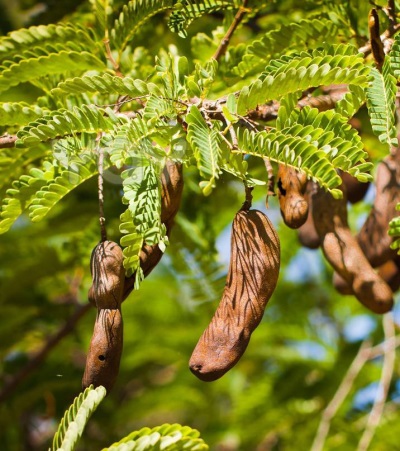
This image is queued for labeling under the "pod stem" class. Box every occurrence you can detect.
[96,133,107,242]
[241,183,253,211]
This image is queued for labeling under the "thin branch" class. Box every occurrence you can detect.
[103,38,123,77]
[0,134,18,148]
[264,158,275,206]
[96,132,107,242]
[311,340,372,451]
[212,0,249,61]
[0,302,91,404]
[357,313,396,451]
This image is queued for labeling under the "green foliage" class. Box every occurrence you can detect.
[1,1,400,450]
[186,105,224,195]
[366,58,398,149]
[111,0,174,55]
[389,203,400,253]
[104,424,208,450]
[52,385,107,451]
[236,44,370,115]
[169,0,238,38]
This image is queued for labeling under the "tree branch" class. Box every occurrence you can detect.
[311,340,372,451]
[357,313,396,451]
[0,134,18,148]
[212,0,249,61]
[0,302,91,404]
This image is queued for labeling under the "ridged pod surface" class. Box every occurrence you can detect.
[312,185,393,314]
[277,165,308,229]
[83,240,124,392]
[189,209,280,381]
[357,151,400,267]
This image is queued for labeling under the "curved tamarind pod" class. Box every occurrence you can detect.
[122,161,184,300]
[297,181,320,249]
[357,152,400,267]
[189,209,280,381]
[312,185,393,313]
[88,241,125,309]
[82,308,123,392]
[339,171,370,204]
[277,165,308,229]
[333,256,400,295]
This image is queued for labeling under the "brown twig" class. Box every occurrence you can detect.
[212,0,250,61]
[264,158,275,206]
[103,38,123,77]
[357,313,396,451]
[0,134,18,148]
[311,340,372,451]
[96,132,107,242]
[0,303,91,404]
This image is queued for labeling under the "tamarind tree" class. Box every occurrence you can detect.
[1,0,400,450]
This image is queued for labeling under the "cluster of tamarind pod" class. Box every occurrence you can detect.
[279,146,400,314]
[82,145,399,390]
[82,162,184,392]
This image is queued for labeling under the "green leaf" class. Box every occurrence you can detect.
[236,17,345,78]
[236,127,344,196]
[16,105,125,147]
[389,203,400,253]
[168,0,238,38]
[52,385,106,451]
[103,423,209,450]
[29,155,99,222]
[186,105,223,195]
[52,73,150,98]
[237,44,370,114]
[334,84,365,118]
[0,102,50,126]
[0,51,105,94]
[111,0,174,55]
[365,58,398,149]
[0,23,97,62]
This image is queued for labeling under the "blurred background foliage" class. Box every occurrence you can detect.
[1,1,400,450]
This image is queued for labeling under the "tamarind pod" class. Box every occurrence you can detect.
[122,161,184,300]
[333,256,400,295]
[297,181,320,249]
[88,241,125,310]
[189,209,280,382]
[339,171,370,204]
[277,165,308,229]
[82,308,123,392]
[357,153,400,267]
[312,185,393,314]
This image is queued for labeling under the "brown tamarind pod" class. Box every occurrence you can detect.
[88,241,125,309]
[297,181,320,249]
[277,165,308,229]
[82,308,123,392]
[189,208,280,382]
[339,171,370,204]
[122,161,184,300]
[312,184,393,313]
[357,151,400,267]
[83,240,124,392]
[333,256,400,295]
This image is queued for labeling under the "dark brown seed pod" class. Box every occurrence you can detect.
[312,185,393,314]
[297,181,320,249]
[339,171,370,204]
[189,209,280,382]
[357,151,400,267]
[333,256,400,295]
[122,161,184,300]
[277,165,308,229]
[82,309,123,392]
[89,241,125,309]
[83,240,124,392]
